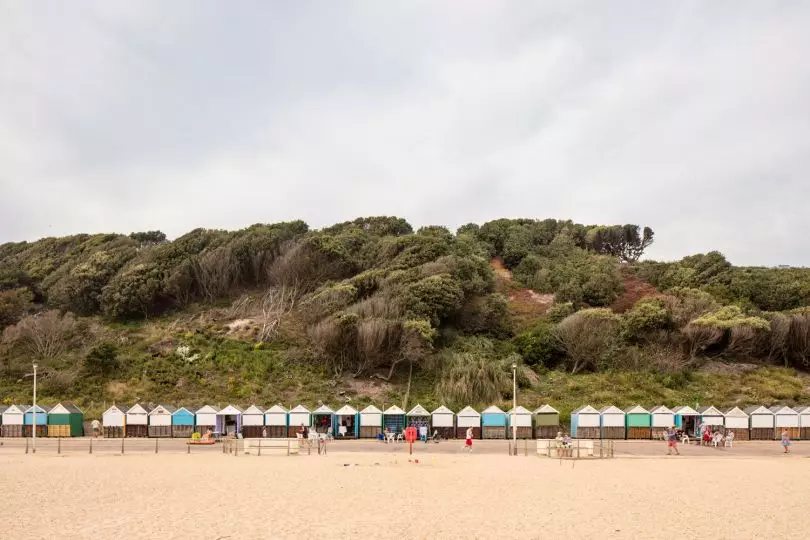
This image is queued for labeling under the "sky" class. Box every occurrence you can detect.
[1,1,809,266]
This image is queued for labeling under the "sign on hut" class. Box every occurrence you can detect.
[171,407,195,438]
[797,406,810,440]
[148,405,176,437]
[194,405,217,436]
[288,405,311,437]
[507,406,533,439]
[431,406,455,439]
[533,405,560,439]
[24,405,48,438]
[624,405,651,439]
[264,405,288,438]
[455,406,481,439]
[406,404,431,441]
[570,405,600,439]
[217,405,243,436]
[697,406,724,428]
[746,405,775,440]
[102,405,127,438]
[770,405,800,440]
[359,405,382,438]
[125,404,152,437]
[334,405,359,438]
[312,405,335,435]
[599,406,626,439]
[47,403,84,437]
[241,405,266,438]
[673,405,699,436]
[383,406,406,435]
[649,406,675,439]
[1,405,24,437]
[722,407,750,440]
[481,406,507,439]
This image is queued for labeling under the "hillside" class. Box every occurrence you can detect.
[2,217,810,419]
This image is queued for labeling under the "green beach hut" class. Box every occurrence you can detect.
[624,405,651,439]
[47,403,84,437]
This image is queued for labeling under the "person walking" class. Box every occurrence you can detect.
[464,427,473,453]
[91,418,100,438]
[666,426,680,456]
[781,429,792,454]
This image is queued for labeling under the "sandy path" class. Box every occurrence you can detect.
[2,450,808,540]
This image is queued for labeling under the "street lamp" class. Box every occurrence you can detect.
[512,363,517,455]
[32,363,38,454]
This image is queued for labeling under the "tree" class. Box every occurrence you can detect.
[554,308,622,373]
[405,275,465,326]
[586,225,654,262]
[129,230,167,246]
[84,342,119,376]
[0,287,33,329]
[2,310,77,360]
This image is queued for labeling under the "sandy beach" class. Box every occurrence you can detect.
[2,441,808,540]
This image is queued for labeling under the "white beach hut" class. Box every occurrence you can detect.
[312,405,335,435]
[359,405,382,439]
[241,405,266,438]
[570,405,600,439]
[745,405,775,440]
[1,404,25,437]
[697,406,725,428]
[288,405,311,437]
[101,404,126,438]
[334,405,358,438]
[649,406,675,439]
[797,406,810,440]
[599,405,626,439]
[507,406,533,439]
[673,405,700,436]
[195,405,217,435]
[723,407,750,440]
[216,405,243,436]
[431,406,455,439]
[455,406,481,439]
[264,405,288,438]
[770,405,800,440]
[147,405,176,437]
[125,403,152,437]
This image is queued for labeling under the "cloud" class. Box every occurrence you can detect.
[1,0,809,266]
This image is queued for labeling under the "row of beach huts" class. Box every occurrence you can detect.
[2,402,809,440]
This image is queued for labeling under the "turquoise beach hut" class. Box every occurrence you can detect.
[481,406,507,439]
[23,405,48,437]
[673,405,699,436]
[171,407,195,438]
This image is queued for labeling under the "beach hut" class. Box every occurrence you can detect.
[0,405,5,437]
[455,406,481,439]
[287,405,311,437]
[102,405,126,438]
[359,405,383,438]
[770,405,800,440]
[241,405,265,438]
[148,405,176,437]
[673,405,699,436]
[697,406,724,429]
[171,407,195,438]
[431,406,455,439]
[570,405,600,439]
[312,405,335,435]
[23,405,48,438]
[406,404,431,439]
[507,406,533,439]
[600,406,626,439]
[481,406,507,439]
[383,406,406,435]
[1,405,25,437]
[334,405,359,438]
[125,404,151,437]
[624,405,651,439]
[533,405,560,439]
[797,406,810,440]
[264,405,288,438]
[194,405,217,436]
[47,402,84,437]
[216,405,242,436]
[649,406,675,439]
[745,405,775,440]
[722,407,750,440]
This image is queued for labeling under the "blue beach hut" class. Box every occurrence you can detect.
[23,405,48,437]
[334,405,359,438]
[481,406,507,439]
[171,407,195,438]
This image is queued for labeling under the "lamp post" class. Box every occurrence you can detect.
[512,363,517,455]
[32,363,38,454]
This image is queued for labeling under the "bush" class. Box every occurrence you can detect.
[546,302,575,323]
[514,323,561,368]
[554,308,622,373]
[84,343,120,376]
[623,298,670,341]
[405,275,464,326]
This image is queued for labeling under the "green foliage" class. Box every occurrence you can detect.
[691,305,770,330]
[84,343,119,376]
[546,302,575,323]
[514,323,561,368]
[455,293,512,338]
[129,231,167,245]
[623,298,670,340]
[405,275,464,326]
[585,224,654,262]
[0,288,34,329]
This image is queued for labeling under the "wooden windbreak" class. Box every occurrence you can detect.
[241,425,264,438]
[434,426,455,439]
[775,427,801,440]
[359,426,381,438]
[749,428,772,440]
[456,426,481,439]
[148,426,172,438]
[482,426,506,439]
[601,427,626,440]
[193,425,215,436]
[103,426,125,438]
[626,427,651,439]
[172,426,193,438]
[1,425,23,437]
[535,425,561,439]
[724,427,749,441]
[126,424,148,438]
[265,426,286,438]
[574,427,600,439]
[23,425,48,437]
[512,427,533,439]
[48,425,71,437]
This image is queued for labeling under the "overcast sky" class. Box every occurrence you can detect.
[2,1,809,266]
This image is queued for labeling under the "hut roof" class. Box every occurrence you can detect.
[6,405,27,414]
[481,405,506,415]
[507,406,532,415]
[456,406,480,417]
[195,405,218,414]
[624,405,650,414]
[407,404,430,416]
[572,405,599,415]
[672,405,698,416]
[335,405,358,415]
[359,405,382,414]
[149,405,177,415]
[0,405,7,414]
[289,405,311,414]
[243,405,265,415]
[697,406,724,416]
[25,405,47,414]
[599,405,625,415]
[313,405,335,414]
[745,405,773,415]
[217,405,243,415]
[649,405,674,414]
[265,404,288,414]
[723,406,749,418]
[769,405,797,415]
[795,405,810,414]
[383,406,406,415]
[533,404,559,414]
[127,403,153,415]
[172,407,194,416]
[431,406,454,415]
[103,404,128,415]
[49,402,83,414]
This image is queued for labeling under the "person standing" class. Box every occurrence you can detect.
[666,426,680,456]
[464,427,473,453]
[781,429,792,454]
[91,418,100,438]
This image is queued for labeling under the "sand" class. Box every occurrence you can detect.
[2,441,809,540]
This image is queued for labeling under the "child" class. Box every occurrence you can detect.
[781,429,792,454]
